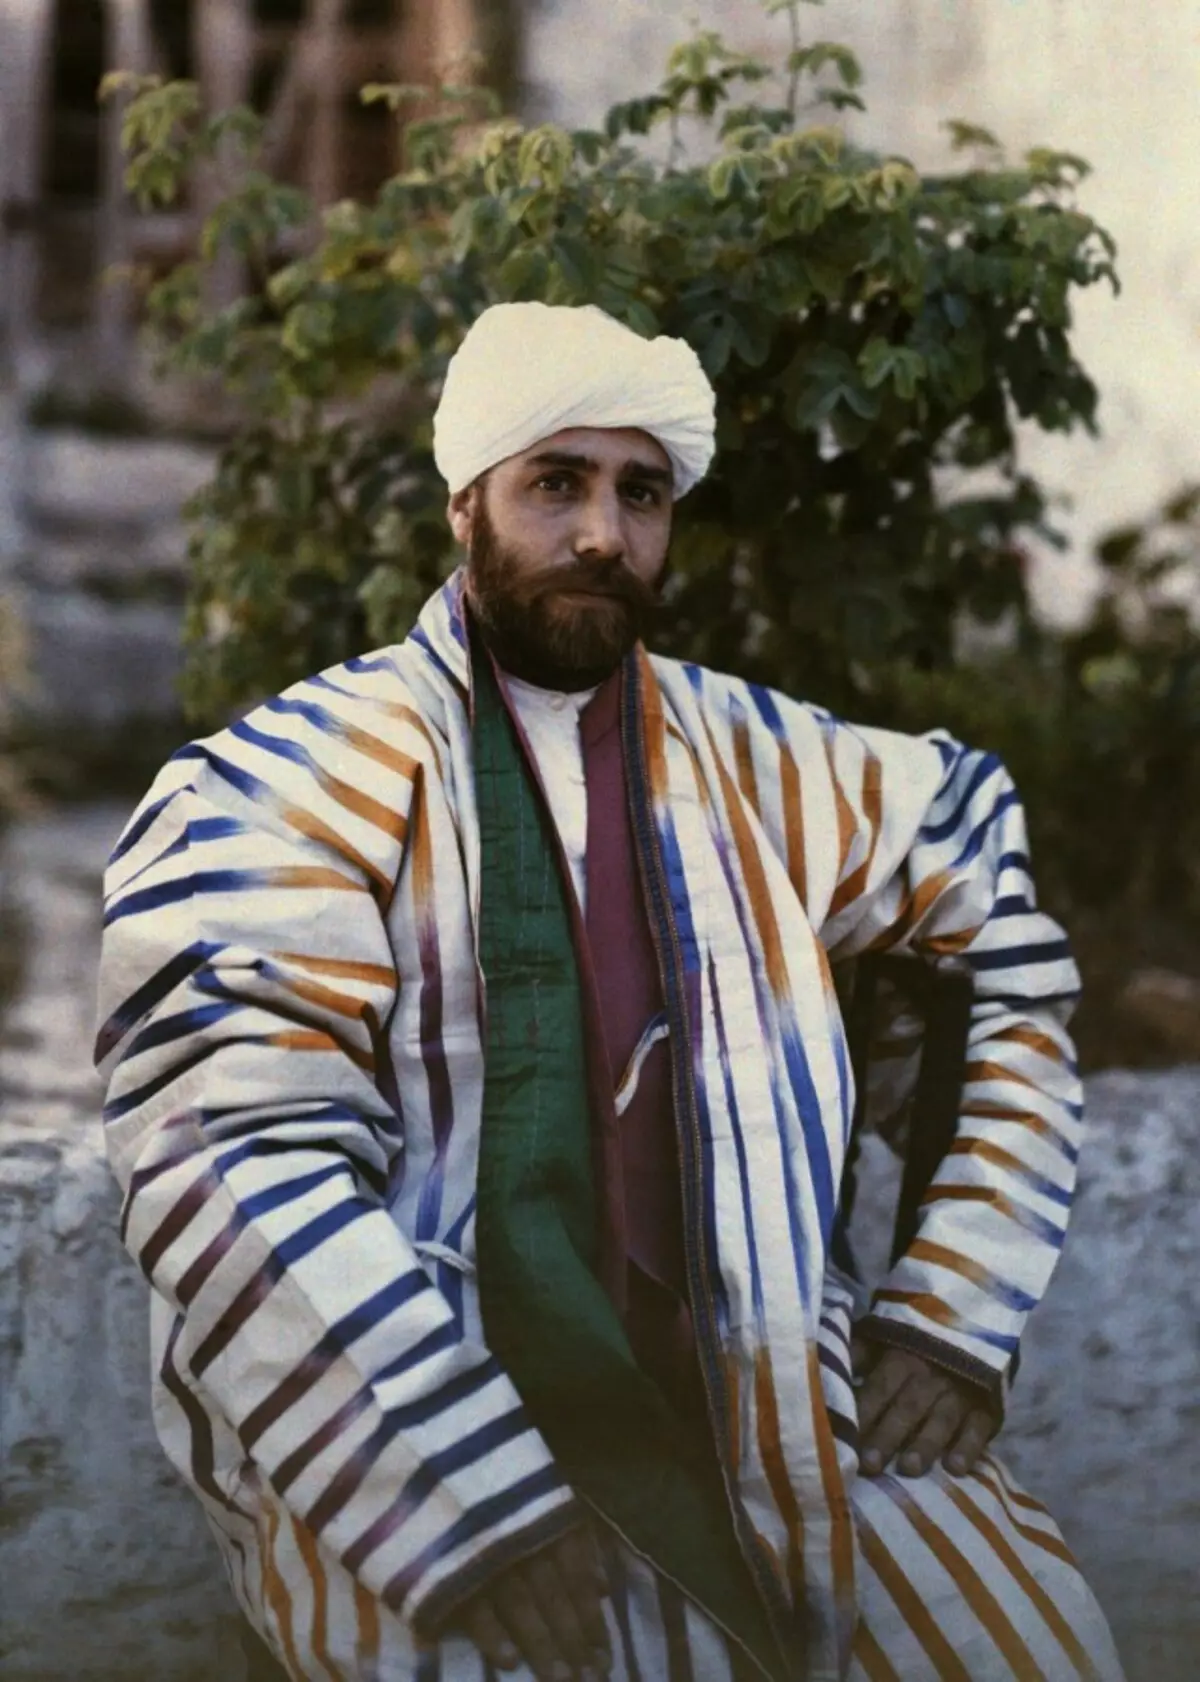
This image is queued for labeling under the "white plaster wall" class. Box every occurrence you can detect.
[522,0,1200,626]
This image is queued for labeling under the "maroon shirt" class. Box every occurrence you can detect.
[580,670,707,1423]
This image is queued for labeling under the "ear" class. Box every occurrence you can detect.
[447,486,475,548]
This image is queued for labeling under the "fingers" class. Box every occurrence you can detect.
[895,1387,967,1477]
[488,1567,568,1682]
[498,1574,568,1682]
[854,1345,999,1479]
[858,1349,963,1477]
[559,1523,609,1600]
[524,1549,599,1678]
[856,1349,918,1441]
[468,1529,611,1682]
[459,1598,522,1672]
[859,1376,929,1475]
[945,1406,997,1477]
[558,1528,613,1670]
[850,1331,879,1379]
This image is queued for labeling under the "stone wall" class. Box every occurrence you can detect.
[0,392,245,1680]
[0,806,246,1682]
[0,400,213,787]
[1,801,1197,1681]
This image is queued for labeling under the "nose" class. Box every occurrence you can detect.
[572,487,625,561]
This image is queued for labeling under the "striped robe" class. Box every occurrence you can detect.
[95,571,1125,1682]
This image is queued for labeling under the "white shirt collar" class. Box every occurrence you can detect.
[502,672,600,716]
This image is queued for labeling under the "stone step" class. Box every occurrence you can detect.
[0,406,212,777]
[18,428,215,537]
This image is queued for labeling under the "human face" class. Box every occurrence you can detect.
[448,426,674,691]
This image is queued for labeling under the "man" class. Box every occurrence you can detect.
[96,302,1125,1682]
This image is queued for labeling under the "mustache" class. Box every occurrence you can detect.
[524,559,661,610]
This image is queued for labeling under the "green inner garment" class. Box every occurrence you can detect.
[470,627,788,1680]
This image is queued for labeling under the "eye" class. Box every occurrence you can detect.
[622,481,663,507]
[535,472,576,495]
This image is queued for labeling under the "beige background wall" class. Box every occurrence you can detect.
[523,0,1200,626]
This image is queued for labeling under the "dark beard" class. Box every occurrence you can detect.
[464,497,667,691]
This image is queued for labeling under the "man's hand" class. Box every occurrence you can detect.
[852,1335,998,1479]
[447,1521,612,1681]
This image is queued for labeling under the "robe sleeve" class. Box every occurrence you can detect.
[94,691,580,1640]
[726,680,1083,1408]
[815,719,1083,1407]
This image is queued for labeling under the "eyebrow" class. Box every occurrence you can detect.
[525,449,673,486]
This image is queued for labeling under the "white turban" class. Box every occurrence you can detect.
[433,302,716,499]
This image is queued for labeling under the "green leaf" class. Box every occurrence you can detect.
[859,339,926,400]
[275,460,315,521]
[721,103,794,140]
[781,344,880,430]
[604,96,671,140]
[942,119,1003,154]
[708,155,742,201]
[875,159,919,205]
[360,83,429,112]
[571,129,609,167]
[820,176,854,210]
[281,300,337,361]
[787,43,863,89]
[794,125,844,165]
[497,245,551,299]
[208,106,263,157]
[770,176,828,235]
[1025,146,1091,186]
[816,89,867,114]
[517,125,575,189]
[621,298,661,338]
[438,83,503,118]
[553,237,602,296]
[728,306,774,368]
[698,319,735,378]
[266,262,312,310]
